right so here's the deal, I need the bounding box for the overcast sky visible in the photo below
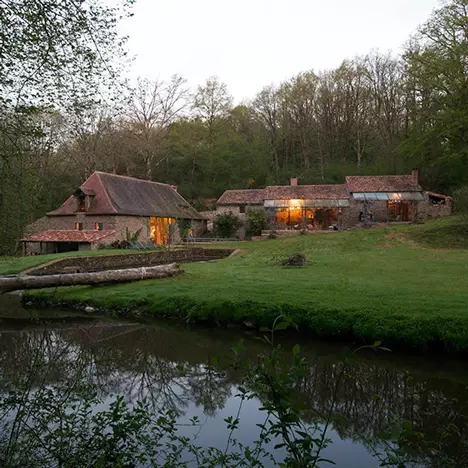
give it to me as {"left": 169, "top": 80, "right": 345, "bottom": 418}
{"left": 120, "top": 0, "right": 441, "bottom": 103}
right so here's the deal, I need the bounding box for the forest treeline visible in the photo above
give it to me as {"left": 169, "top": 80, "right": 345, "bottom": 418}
{"left": 1, "top": 0, "right": 468, "bottom": 253}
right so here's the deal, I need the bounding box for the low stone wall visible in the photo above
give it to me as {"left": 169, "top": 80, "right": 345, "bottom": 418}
{"left": 25, "top": 248, "right": 236, "bottom": 276}
{"left": 425, "top": 197, "right": 452, "bottom": 219}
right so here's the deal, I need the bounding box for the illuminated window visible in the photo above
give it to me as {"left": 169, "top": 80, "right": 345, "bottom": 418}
{"left": 150, "top": 217, "right": 175, "bottom": 245}
{"left": 95, "top": 222, "right": 103, "bottom": 230}
{"left": 75, "top": 222, "right": 83, "bottom": 231}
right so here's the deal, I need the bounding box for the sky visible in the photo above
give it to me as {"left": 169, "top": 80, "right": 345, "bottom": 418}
{"left": 120, "top": 0, "right": 441, "bottom": 103}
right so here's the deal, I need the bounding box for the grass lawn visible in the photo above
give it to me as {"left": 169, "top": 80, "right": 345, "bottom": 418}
{"left": 13, "top": 217, "right": 468, "bottom": 350}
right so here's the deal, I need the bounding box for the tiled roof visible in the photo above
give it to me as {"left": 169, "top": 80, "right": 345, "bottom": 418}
{"left": 21, "top": 230, "right": 116, "bottom": 243}
{"left": 217, "top": 189, "right": 265, "bottom": 204}
{"left": 48, "top": 172, "right": 205, "bottom": 220}
{"left": 264, "top": 184, "right": 348, "bottom": 200}
{"left": 346, "top": 175, "right": 422, "bottom": 192}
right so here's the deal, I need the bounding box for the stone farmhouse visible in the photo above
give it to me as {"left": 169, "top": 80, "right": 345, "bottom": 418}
{"left": 22, "top": 172, "right": 206, "bottom": 255}
{"left": 216, "top": 170, "right": 452, "bottom": 232}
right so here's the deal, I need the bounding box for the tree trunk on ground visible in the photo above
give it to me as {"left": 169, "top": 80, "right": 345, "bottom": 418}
{"left": 0, "top": 263, "right": 182, "bottom": 295}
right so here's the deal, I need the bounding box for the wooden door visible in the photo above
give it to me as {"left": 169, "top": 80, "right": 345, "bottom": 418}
{"left": 401, "top": 203, "right": 409, "bottom": 222}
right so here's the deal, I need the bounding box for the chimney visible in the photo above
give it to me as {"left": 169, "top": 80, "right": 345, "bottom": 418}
{"left": 412, "top": 168, "right": 419, "bottom": 185}
{"left": 171, "top": 185, "right": 178, "bottom": 192}
{"left": 290, "top": 177, "right": 298, "bottom": 187}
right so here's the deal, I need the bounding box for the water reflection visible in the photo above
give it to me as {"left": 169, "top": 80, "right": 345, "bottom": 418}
{"left": 0, "top": 319, "right": 467, "bottom": 466}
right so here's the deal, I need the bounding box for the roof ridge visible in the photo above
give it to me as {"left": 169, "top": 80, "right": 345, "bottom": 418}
{"left": 266, "top": 184, "right": 345, "bottom": 187}
{"left": 225, "top": 188, "right": 264, "bottom": 191}
{"left": 94, "top": 171, "right": 175, "bottom": 188}
{"left": 346, "top": 175, "right": 414, "bottom": 178}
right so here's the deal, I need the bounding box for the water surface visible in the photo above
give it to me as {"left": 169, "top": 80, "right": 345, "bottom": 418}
{"left": 0, "top": 296, "right": 467, "bottom": 467}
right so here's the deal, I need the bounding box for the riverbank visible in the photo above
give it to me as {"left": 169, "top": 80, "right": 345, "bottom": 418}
{"left": 11, "top": 217, "right": 468, "bottom": 352}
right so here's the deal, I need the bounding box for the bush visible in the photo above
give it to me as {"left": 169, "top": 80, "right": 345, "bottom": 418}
{"left": 454, "top": 185, "right": 468, "bottom": 223}
{"left": 215, "top": 212, "right": 242, "bottom": 238}
{"left": 246, "top": 208, "right": 269, "bottom": 236}
{"left": 177, "top": 218, "right": 192, "bottom": 238}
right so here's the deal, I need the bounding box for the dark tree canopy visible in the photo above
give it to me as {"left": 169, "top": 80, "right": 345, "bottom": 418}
{"left": 1, "top": 0, "right": 468, "bottom": 254}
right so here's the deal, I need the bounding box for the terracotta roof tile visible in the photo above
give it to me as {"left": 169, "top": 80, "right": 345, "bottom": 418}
{"left": 346, "top": 175, "right": 422, "bottom": 192}
{"left": 264, "top": 184, "right": 348, "bottom": 200}
{"left": 217, "top": 189, "right": 265, "bottom": 204}
{"left": 21, "top": 230, "right": 116, "bottom": 243}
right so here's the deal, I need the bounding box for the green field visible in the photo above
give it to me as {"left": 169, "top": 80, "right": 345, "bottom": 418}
{"left": 9, "top": 217, "right": 468, "bottom": 351}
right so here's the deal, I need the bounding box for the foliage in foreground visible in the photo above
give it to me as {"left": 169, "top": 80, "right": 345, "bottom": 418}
{"left": 0, "top": 319, "right": 463, "bottom": 467}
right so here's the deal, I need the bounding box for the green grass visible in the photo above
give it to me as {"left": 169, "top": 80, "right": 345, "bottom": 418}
{"left": 14, "top": 217, "right": 468, "bottom": 351}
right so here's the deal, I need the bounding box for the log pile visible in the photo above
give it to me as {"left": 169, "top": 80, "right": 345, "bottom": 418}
{"left": 0, "top": 263, "right": 182, "bottom": 295}
{"left": 279, "top": 253, "right": 308, "bottom": 267}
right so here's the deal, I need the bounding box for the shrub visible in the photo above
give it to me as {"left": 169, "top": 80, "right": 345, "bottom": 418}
{"left": 246, "top": 208, "right": 268, "bottom": 236}
{"left": 215, "top": 212, "right": 242, "bottom": 238}
{"left": 125, "top": 227, "right": 142, "bottom": 243}
{"left": 454, "top": 185, "right": 468, "bottom": 223}
{"left": 177, "top": 218, "right": 192, "bottom": 238}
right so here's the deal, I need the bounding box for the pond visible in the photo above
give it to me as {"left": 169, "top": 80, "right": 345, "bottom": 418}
{"left": 0, "top": 295, "right": 467, "bottom": 467}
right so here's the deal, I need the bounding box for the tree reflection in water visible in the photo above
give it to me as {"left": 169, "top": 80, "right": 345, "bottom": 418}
{"left": 0, "top": 321, "right": 467, "bottom": 466}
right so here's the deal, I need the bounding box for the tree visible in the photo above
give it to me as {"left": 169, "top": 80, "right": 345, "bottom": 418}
{"left": 0, "top": 0, "right": 132, "bottom": 107}
{"left": 128, "top": 76, "right": 189, "bottom": 179}
{"left": 215, "top": 212, "right": 242, "bottom": 238}
{"left": 252, "top": 85, "right": 281, "bottom": 178}
{"left": 0, "top": 0, "right": 133, "bottom": 253}
{"left": 246, "top": 208, "right": 269, "bottom": 236}
{"left": 402, "top": 0, "right": 468, "bottom": 190}
{"left": 193, "top": 77, "right": 233, "bottom": 149}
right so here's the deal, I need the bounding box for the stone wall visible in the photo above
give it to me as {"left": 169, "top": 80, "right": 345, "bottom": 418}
{"left": 413, "top": 200, "right": 426, "bottom": 224}
{"left": 425, "top": 195, "right": 452, "bottom": 219}
{"left": 347, "top": 199, "right": 384, "bottom": 226}
{"left": 346, "top": 199, "right": 428, "bottom": 225}
{"left": 23, "top": 215, "right": 206, "bottom": 252}
{"left": 25, "top": 248, "right": 236, "bottom": 275}
{"left": 192, "top": 219, "right": 207, "bottom": 237}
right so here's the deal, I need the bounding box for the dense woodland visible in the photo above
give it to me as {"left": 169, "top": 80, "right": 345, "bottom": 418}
{"left": 1, "top": 0, "right": 468, "bottom": 253}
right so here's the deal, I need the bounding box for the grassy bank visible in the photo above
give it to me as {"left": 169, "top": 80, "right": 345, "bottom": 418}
{"left": 17, "top": 217, "right": 468, "bottom": 351}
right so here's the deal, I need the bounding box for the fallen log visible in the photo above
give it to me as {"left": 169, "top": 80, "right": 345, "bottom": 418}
{"left": 0, "top": 263, "right": 182, "bottom": 295}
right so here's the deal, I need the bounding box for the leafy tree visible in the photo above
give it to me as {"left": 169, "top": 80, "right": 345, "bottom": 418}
{"left": 215, "top": 212, "right": 242, "bottom": 238}
{"left": 246, "top": 208, "right": 269, "bottom": 236}
{"left": 0, "top": 0, "right": 132, "bottom": 107}
{"left": 401, "top": 0, "right": 468, "bottom": 191}
{"left": 0, "top": 0, "right": 133, "bottom": 253}
{"left": 454, "top": 186, "right": 468, "bottom": 223}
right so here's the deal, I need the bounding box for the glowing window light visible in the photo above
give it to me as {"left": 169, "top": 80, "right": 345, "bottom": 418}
{"left": 288, "top": 199, "right": 303, "bottom": 208}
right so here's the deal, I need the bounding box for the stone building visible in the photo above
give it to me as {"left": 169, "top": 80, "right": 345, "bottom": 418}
{"left": 424, "top": 192, "right": 453, "bottom": 219}
{"left": 22, "top": 172, "right": 206, "bottom": 255}
{"left": 215, "top": 170, "right": 452, "bottom": 232}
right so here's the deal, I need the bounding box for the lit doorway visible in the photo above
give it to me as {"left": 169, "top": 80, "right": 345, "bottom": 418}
{"left": 150, "top": 217, "right": 175, "bottom": 244}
